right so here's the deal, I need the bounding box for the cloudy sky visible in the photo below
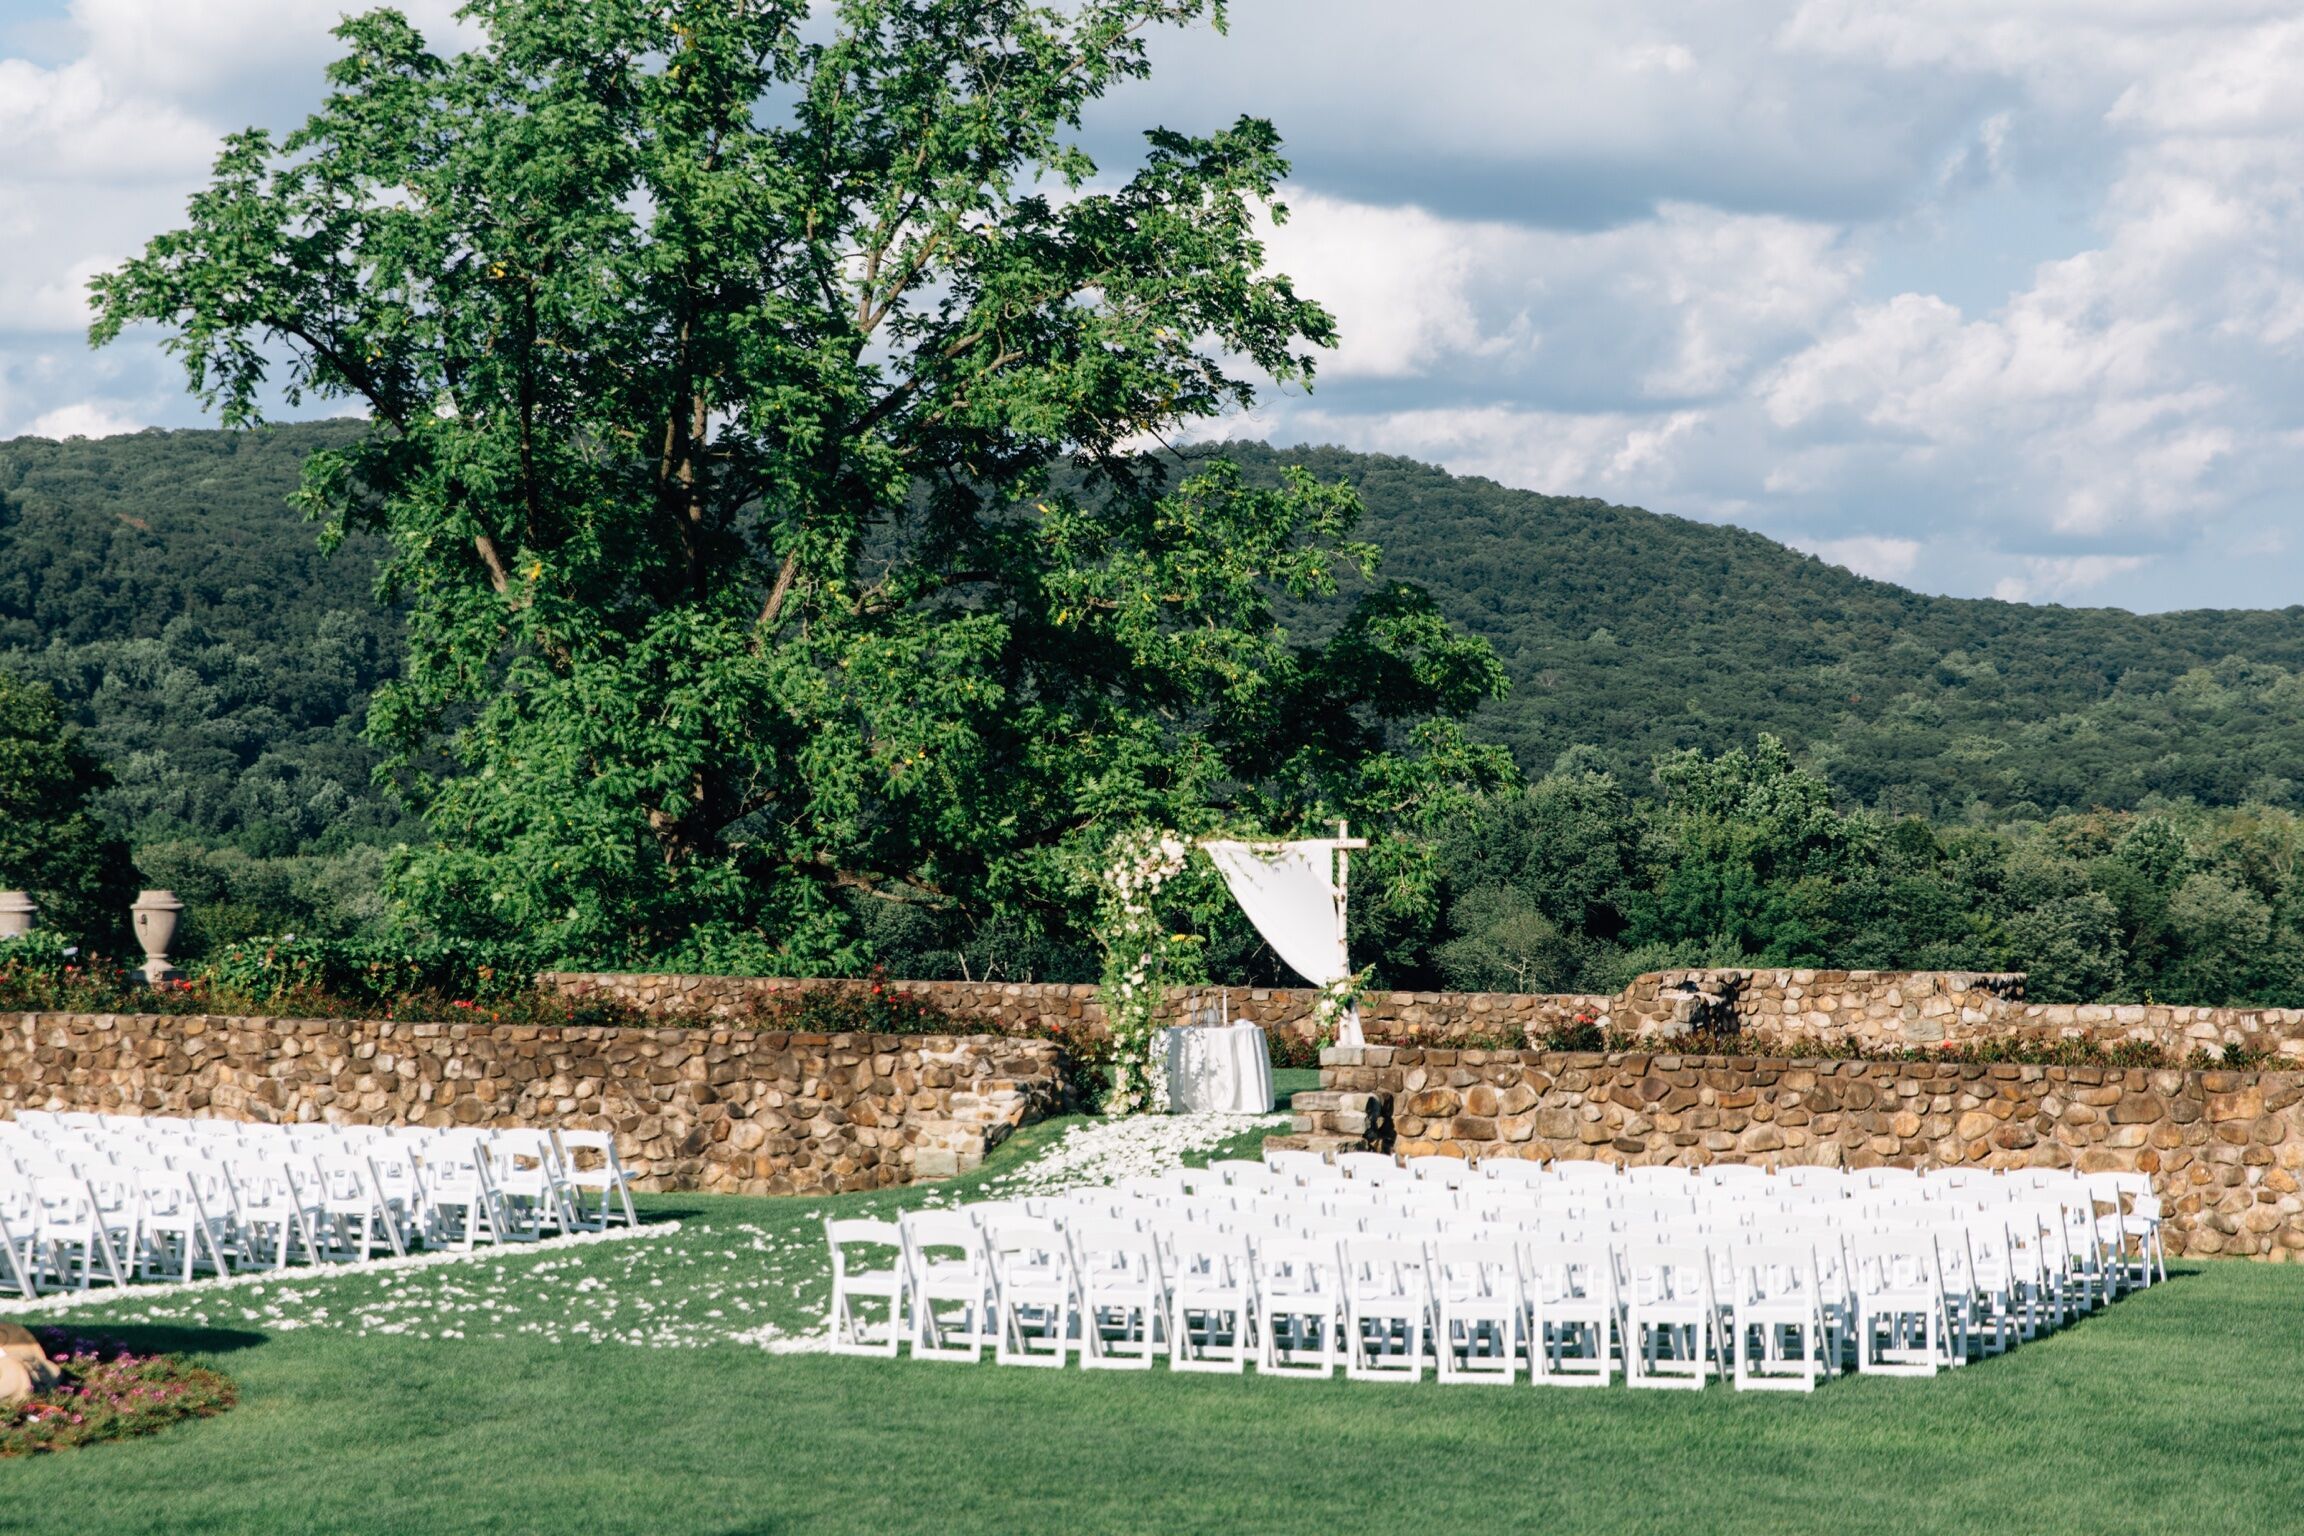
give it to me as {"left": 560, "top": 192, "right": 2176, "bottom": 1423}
{"left": 3, "top": 1, "right": 2302, "bottom": 611}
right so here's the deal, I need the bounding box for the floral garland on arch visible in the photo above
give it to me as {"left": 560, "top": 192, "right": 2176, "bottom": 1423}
{"left": 1310, "top": 965, "right": 1374, "bottom": 1048}
{"left": 1094, "top": 828, "right": 1195, "bottom": 1116}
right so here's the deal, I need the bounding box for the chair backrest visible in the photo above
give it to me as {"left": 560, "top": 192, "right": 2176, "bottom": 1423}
{"left": 1158, "top": 1223, "right": 1250, "bottom": 1286}
{"left": 1778, "top": 1164, "right": 1843, "bottom": 1188}
{"left": 1845, "top": 1228, "right": 1944, "bottom": 1290}
{"left": 1340, "top": 1236, "right": 1431, "bottom": 1300}
{"left": 1521, "top": 1237, "right": 1610, "bottom": 1298}
{"left": 1431, "top": 1238, "right": 1521, "bottom": 1299}
{"left": 1070, "top": 1221, "right": 1163, "bottom": 1284}
{"left": 1479, "top": 1158, "right": 1547, "bottom": 1186}
{"left": 1616, "top": 1240, "right": 1714, "bottom": 1304}
{"left": 901, "top": 1210, "right": 984, "bottom": 1272}
{"left": 1337, "top": 1152, "right": 1403, "bottom": 1183}
{"left": 1544, "top": 1160, "right": 1621, "bottom": 1183}
{"left": 1727, "top": 1239, "right": 1824, "bottom": 1305}
{"left": 825, "top": 1217, "right": 902, "bottom": 1274}
{"left": 1264, "top": 1150, "right": 1333, "bottom": 1184}
{"left": 982, "top": 1216, "right": 1072, "bottom": 1277}
{"left": 1207, "top": 1159, "right": 1278, "bottom": 1191}
{"left": 1405, "top": 1155, "right": 1470, "bottom": 1188}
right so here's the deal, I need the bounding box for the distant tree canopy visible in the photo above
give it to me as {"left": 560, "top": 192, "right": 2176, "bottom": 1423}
{"left": 1418, "top": 741, "right": 2304, "bottom": 1009}
{"left": 92, "top": 1, "right": 1510, "bottom": 970}
{"left": 0, "top": 670, "right": 134, "bottom": 944}
{"left": 0, "top": 424, "right": 406, "bottom": 858}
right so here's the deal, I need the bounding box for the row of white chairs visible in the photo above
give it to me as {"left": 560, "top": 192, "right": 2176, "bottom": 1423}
{"left": 0, "top": 1110, "right": 639, "bottom": 1298}
{"left": 824, "top": 1155, "right": 2161, "bottom": 1389}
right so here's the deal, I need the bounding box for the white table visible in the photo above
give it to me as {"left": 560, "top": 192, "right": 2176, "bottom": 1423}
{"left": 1160, "top": 1023, "right": 1275, "bottom": 1114}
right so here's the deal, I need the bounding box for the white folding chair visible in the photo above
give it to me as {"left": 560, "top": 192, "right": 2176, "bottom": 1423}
{"left": 984, "top": 1217, "right": 1078, "bottom": 1367}
{"left": 1847, "top": 1230, "right": 1955, "bottom": 1375}
{"left": 551, "top": 1129, "right": 639, "bottom": 1230}
{"left": 1432, "top": 1238, "right": 1523, "bottom": 1383}
{"left": 1619, "top": 1240, "right": 1722, "bottom": 1390}
{"left": 1252, "top": 1234, "right": 1343, "bottom": 1378}
{"left": 1726, "top": 1240, "right": 1839, "bottom": 1392}
{"left": 825, "top": 1217, "right": 906, "bottom": 1357}
{"left": 903, "top": 1211, "right": 990, "bottom": 1361}
{"left": 1523, "top": 1239, "right": 1616, "bottom": 1386}
{"left": 1164, "top": 1226, "right": 1256, "bottom": 1374}
{"left": 1071, "top": 1222, "right": 1167, "bottom": 1370}
{"left": 1263, "top": 1150, "right": 1334, "bottom": 1186}
{"left": 1337, "top": 1152, "right": 1407, "bottom": 1186}
{"left": 1341, "top": 1237, "right": 1434, "bottom": 1382}
{"left": 1406, "top": 1156, "right": 1471, "bottom": 1190}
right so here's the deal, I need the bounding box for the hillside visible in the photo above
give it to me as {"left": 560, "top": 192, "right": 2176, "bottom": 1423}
{"left": 0, "top": 421, "right": 405, "bottom": 853}
{"left": 1211, "top": 442, "right": 2304, "bottom": 818}
{"left": 6, "top": 425, "right": 2304, "bottom": 859}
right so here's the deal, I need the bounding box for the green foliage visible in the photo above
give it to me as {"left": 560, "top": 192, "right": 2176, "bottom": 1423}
{"left": 193, "top": 935, "right": 541, "bottom": 1006}
{"left": 1418, "top": 742, "right": 2304, "bottom": 1008}
{"left": 131, "top": 841, "right": 393, "bottom": 957}
{"left": 1206, "top": 442, "right": 2304, "bottom": 815}
{"left": 0, "top": 424, "right": 407, "bottom": 858}
{"left": 0, "top": 670, "right": 135, "bottom": 944}
{"left": 94, "top": 0, "right": 1507, "bottom": 974}
{"left": 2, "top": 1334, "right": 235, "bottom": 1458}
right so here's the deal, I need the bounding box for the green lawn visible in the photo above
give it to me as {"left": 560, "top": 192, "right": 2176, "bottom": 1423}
{"left": 4, "top": 1109, "right": 2300, "bottom": 1535}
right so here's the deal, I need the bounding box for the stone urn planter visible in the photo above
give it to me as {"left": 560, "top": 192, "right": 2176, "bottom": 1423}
{"left": 0, "top": 891, "right": 33, "bottom": 939}
{"left": 131, "top": 889, "right": 185, "bottom": 985}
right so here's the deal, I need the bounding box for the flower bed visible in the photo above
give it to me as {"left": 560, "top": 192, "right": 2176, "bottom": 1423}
{"left": 1, "top": 1330, "right": 236, "bottom": 1456}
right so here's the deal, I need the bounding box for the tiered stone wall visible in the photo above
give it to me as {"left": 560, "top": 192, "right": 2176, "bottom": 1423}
{"left": 539, "top": 972, "right": 1614, "bottom": 1050}
{"left": 1282, "top": 1045, "right": 2304, "bottom": 1260}
{"left": 1626, "top": 969, "right": 2027, "bottom": 1045}
{"left": 0, "top": 1012, "right": 1063, "bottom": 1196}
{"left": 1648, "top": 967, "right": 2304, "bottom": 1062}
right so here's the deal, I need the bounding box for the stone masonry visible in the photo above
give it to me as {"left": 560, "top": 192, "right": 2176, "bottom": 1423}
{"left": 1277, "top": 1045, "right": 2304, "bottom": 1260}
{"left": 540, "top": 971, "right": 1612, "bottom": 1050}
{"left": 0, "top": 1012, "right": 1063, "bottom": 1196}
{"left": 545, "top": 965, "right": 2304, "bottom": 1064}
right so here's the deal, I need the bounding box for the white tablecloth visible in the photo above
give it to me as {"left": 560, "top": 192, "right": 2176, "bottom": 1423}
{"left": 1160, "top": 1023, "right": 1275, "bottom": 1115}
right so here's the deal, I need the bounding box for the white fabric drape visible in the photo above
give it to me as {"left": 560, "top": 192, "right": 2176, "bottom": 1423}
{"left": 1200, "top": 838, "right": 1359, "bottom": 1046}
{"left": 1200, "top": 841, "right": 1347, "bottom": 986}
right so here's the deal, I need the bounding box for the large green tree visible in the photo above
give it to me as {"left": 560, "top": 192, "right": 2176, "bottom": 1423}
{"left": 94, "top": 0, "right": 1508, "bottom": 968}
{"left": 0, "top": 670, "right": 135, "bottom": 944}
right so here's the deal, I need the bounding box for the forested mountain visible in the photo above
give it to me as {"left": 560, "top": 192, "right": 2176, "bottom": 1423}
{"left": 0, "top": 421, "right": 403, "bottom": 857}
{"left": 12, "top": 424, "right": 2304, "bottom": 998}
{"left": 8, "top": 424, "right": 2304, "bottom": 861}
{"left": 1208, "top": 442, "right": 2304, "bottom": 820}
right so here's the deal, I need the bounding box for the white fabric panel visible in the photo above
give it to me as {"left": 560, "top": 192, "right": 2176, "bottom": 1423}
{"left": 1161, "top": 1024, "right": 1275, "bottom": 1114}
{"left": 1199, "top": 840, "right": 1347, "bottom": 986}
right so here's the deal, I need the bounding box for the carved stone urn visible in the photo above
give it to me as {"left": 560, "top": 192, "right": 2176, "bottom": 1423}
{"left": 131, "top": 889, "right": 185, "bottom": 985}
{"left": 0, "top": 891, "right": 33, "bottom": 940}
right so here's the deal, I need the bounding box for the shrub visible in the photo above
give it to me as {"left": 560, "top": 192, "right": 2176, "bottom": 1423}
{"left": 1, "top": 1331, "right": 236, "bottom": 1456}
{"left": 0, "top": 934, "right": 638, "bottom": 1029}
{"left": 735, "top": 972, "right": 953, "bottom": 1035}
{"left": 196, "top": 935, "right": 544, "bottom": 1005}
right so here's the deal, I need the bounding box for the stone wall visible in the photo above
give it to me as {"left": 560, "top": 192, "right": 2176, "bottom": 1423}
{"left": 1643, "top": 967, "right": 2304, "bottom": 1063}
{"left": 1285, "top": 1045, "right": 2304, "bottom": 1260}
{"left": 0, "top": 1012, "right": 1063, "bottom": 1196}
{"left": 539, "top": 968, "right": 2304, "bottom": 1065}
{"left": 539, "top": 972, "right": 1613, "bottom": 1051}
{"left": 1617, "top": 968, "right": 2028, "bottom": 1043}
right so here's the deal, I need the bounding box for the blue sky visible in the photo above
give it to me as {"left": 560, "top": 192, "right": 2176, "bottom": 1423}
{"left": 2, "top": 0, "right": 2302, "bottom": 612}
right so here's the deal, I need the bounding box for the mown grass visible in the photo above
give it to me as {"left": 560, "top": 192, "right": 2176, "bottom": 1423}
{"left": 2, "top": 1101, "right": 2298, "bottom": 1535}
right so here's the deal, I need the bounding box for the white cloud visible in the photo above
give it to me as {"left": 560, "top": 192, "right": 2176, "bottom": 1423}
{"left": 1991, "top": 554, "right": 2153, "bottom": 603}
{"left": 26, "top": 399, "right": 144, "bottom": 439}
{"left": 5, "top": 0, "right": 2304, "bottom": 608}
{"left": 1804, "top": 535, "right": 1925, "bottom": 581}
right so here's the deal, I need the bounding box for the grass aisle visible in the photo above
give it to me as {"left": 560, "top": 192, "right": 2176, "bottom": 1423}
{"left": 2, "top": 1100, "right": 2298, "bottom": 1535}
